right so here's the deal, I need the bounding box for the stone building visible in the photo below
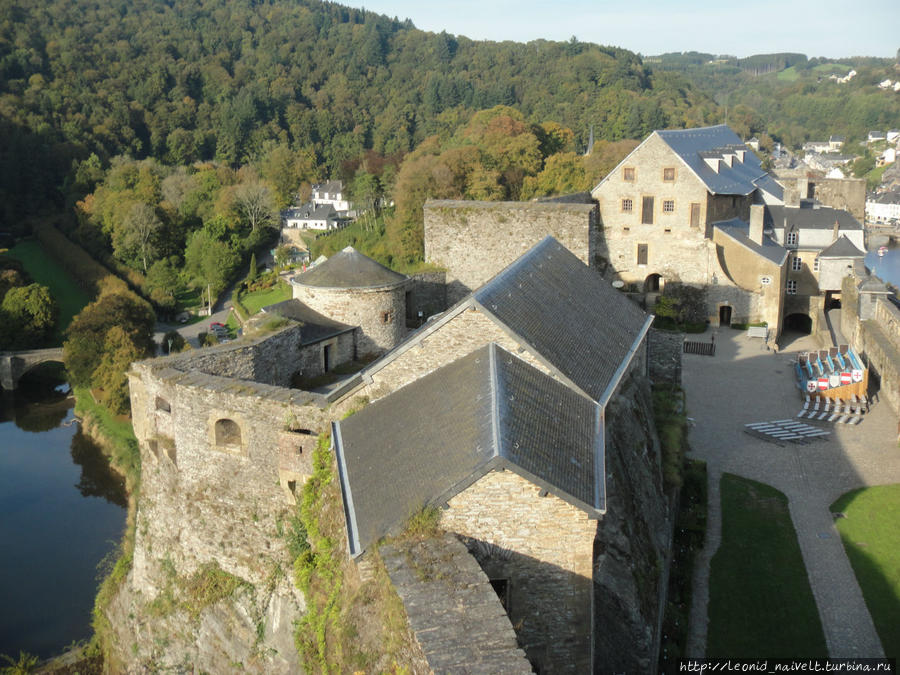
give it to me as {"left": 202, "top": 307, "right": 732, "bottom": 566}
{"left": 290, "top": 246, "right": 410, "bottom": 356}
{"left": 424, "top": 198, "right": 599, "bottom": 305}
{"left": 334, "top": 237, "right": 670, "bottom": 673}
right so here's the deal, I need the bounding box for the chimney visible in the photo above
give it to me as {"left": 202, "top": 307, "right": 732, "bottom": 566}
{"left": 784, "top": 184, "right": 801, "bottom": 207}
{"left": 749, "top": 204, "right": 765, "bottom": 245}
{"left": 832, "top": 219, "right": 840, "bottom": 242}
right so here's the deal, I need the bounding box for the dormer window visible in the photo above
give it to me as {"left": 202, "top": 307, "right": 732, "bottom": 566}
{"left": 787, "top": 231, "right": 798, "bottom": 246}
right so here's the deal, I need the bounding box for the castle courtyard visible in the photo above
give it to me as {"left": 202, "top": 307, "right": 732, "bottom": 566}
{"left": 682, "top": 326, "right": 900, "bottom": 658}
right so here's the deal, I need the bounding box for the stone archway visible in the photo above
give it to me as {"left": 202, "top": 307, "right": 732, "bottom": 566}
{"left": 783, "top": 312, "right": 813, "bottom": 334}
{"left": 644, "top": 273, "right": 662, "bottom": 293}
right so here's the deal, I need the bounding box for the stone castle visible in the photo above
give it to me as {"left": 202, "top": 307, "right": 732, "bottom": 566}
{"left": 114, "top": 123, "right": 899, "bottom": 673}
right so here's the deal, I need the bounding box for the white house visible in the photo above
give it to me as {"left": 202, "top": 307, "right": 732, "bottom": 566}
{"left": 866, "top": 191, "right": 900, "bottom": 223}
{"left": 311, "top": 180, "right": 352, "bottom": 213}
{"left": 282, "top": 204, "right": 340, "bottom": 230}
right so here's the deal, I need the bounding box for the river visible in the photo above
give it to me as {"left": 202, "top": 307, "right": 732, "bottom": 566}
{"left": 865, "top": 238, "right": 900, "bottom": 289}
{"left": 0, "top": 373, "right": 126, "bottom": 661}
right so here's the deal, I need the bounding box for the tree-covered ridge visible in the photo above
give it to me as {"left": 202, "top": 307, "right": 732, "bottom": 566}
{"left": 0, "top": 0, "right": 717, "bottom": 224}
{"left": 646, "top": 52, "right": 900, "bottom": 147}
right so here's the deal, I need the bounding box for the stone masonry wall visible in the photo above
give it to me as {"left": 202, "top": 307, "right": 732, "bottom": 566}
{"left": 293, "top": 283, "right": 408, "bottom": 356}
{"left": 841, "top": 277, "right": 900, "bottom": 417}
{"left": 118, "top": 362, "right": 332, "bottom": 672}
{"left": 647, "top": 329, "right": 683, "bottom": 387}
{"left": 406, "top": 270, "right": 448, "bottom": 322}
{"left": 595, "top": 372, "right": 671, "bottom": 673}
{"left": 441, "top": 470, "right": 598, "bottom": 674}
{"left": 424, "top": 199, "right": 597, "bottom": 305}
{"left": 362, "top": 306, "right": 552, "bottom": 402}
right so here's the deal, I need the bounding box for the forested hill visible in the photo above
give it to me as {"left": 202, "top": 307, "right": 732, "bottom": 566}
{"left": 0, "top": 0, "right": 718, "bottom": 223}
{"left": 645, "top": 51, "right": 900, "bottom": 147}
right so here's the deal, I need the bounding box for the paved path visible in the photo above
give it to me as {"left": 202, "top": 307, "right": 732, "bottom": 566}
{"left": 683, "top": 328, "right": 900, "bottom": 658}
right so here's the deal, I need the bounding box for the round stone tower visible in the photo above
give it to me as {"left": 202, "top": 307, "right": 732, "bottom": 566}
{"left": 290, "top": 246, "right": 409, "bottom": 356}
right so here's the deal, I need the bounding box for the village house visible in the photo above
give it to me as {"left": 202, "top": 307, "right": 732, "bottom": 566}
{"left": 866, "top": 189, "right": 900, "bottom": 223}
{"left": 311, "top": 179, "right": 352, "bottom": 213}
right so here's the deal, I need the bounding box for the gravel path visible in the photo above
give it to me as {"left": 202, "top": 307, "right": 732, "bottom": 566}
{"left": 683, "top": 328, "right": 899, "bottom": 658}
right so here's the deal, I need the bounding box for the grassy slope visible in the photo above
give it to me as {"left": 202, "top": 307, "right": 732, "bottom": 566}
{"left": 830, "top": 485, "right": 900, "bottom": 657}
{"left": 707, "top": 473, "right": 827, "bottom": 657}
{"left": 240, "top": 282, "right": 292, "bottom": 315}
{"left": 8, "top": 239, "right": 92, "bottom": 339}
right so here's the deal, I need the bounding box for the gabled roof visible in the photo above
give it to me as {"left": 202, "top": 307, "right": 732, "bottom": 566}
{"left": 818, "top": 235, "right": 865, "bottom": 259}
{"left": 312, "top": 179, "right": 343, "bottom": 193}
{"left": 655, "top": 125, "right": 768, "bottom": 196}
{"left": 767, "top": 205, "right": 863, "bottom": 231}
{"left": 291, "top": 246, "right": 407, "bottom": 290}
{"left": 333, "top": 343, "right": 605, "bottom": 557}
{"left": 360, "top": 236, "right": 652, "bottom": 406}
{"left": 261, "top": 299, "right": 355, "bottom": 344}
{"left": 713, "top": 219, "right": 789, "bottom": 265}
{"left": 472, "top": 237, "right": 651, "bottom": 404}
{"left": 283, "top": 203, "right": 336, "bottom": 220}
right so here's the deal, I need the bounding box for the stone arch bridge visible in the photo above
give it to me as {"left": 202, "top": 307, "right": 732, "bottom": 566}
{"left": 0, "top": 348, "right": 65, "bottom": 390}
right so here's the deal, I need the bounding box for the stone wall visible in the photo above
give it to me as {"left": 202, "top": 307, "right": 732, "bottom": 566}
{"left": 293, "top": 282, "right": 408, "bottom": 356}
{"left": 595, "top": 372, "right": 671, "bottom": 673}
{"left": 380, "top": 534, "right": 532, "bottom": 674}
{"left": 111, "top": 358, "right": 336, "bottom": 673}
{"left": 424, "top": 199, "right": 598, "bottom": 305}
{"left": 406, "top": 269, "right": 447, "bottom": 322}
{"left": 841, "top": 277, "right": 900, "bottom": 417}
{"left": 441, "top": 470, "right": 597, "bottom": 674}
{"left": 362, "top": 307, "right": 552, "bottom": 402}
{"left": 647, "top": 329, "right": 683, "bottom": 387}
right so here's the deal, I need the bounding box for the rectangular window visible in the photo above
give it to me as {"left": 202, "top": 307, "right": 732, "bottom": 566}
{"left": 690, "top": 203, "right": 701, "bottom": 228}
{"left": 813, "top": 257, "right": 819, "bottom": 272}
{"left": 637, "top": 243, "right": 648, "bottom": 266}
{"left": 663, "top": 200, "right": 675, "bottom": 213}
{"left": 787, "top": 280, "right": 797, "bottom": 294}
{"left": 792, "top": 255, "right": 802, "bottom": 271}
{"left": 663, "top": 167, "right": 676, "bottom": 182}
{"left": 621, "top": 198, "right": 633, "bottom": 213}
{"left": 641, "top": 196, "right": 654, "bottom": 224}
{"left": 623, "top": 167, "right": 635, "bottom": 181}
{"left": 787, "top": 231, "right": 798, "bottom": 245}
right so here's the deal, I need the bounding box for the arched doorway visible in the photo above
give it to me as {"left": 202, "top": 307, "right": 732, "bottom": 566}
{"left": 718, "top": 305, "right": 732, "bottom": 327}
{"left": 644, "top": 274, "right": 662, "bottom": 293}
{"left": 783, "top": 313, "right": 812, "bottom": 334}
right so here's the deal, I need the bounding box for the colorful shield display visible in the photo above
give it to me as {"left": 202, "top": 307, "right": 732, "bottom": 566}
{"left": 818, "top": 378, "right": 829, "bottom": 391}
{"left": 841, "top": 372, "right": 852, "bottom": 385}
{"left": 806, "top": 380, "right": 817, "bottom": 393}
{"left": 851, "top": 369, "right": 863, "bottom": 383}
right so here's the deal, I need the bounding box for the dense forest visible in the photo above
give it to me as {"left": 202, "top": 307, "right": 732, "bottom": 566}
{"left": 0, "top": 0, "right": 719, "bottom": 230}
{"left": 647, "top": 51, "right": 900, "bottom": 147}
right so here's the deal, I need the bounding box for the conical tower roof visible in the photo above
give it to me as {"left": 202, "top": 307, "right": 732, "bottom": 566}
{"left": 293, "top": 246, "right": 407, "bottom": 289}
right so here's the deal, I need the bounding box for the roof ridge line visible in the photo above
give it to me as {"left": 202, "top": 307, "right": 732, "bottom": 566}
{"left": 488, "top": 343, "right": 502, "bottom": 459}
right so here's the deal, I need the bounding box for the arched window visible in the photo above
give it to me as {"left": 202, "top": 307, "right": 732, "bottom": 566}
{"left": 214, "top": 419, "right": 242, "bottom": 448}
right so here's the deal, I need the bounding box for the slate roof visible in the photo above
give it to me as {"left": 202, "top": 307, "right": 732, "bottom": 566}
{"left": 261, "top": 299, "right": 355, "bottom": 344}
{"left": 282, "top": 203, "right": 336, "bottom": 221}
{"left": 858, "top": 276, "right": 890, "bottom": 293}
{"left": 292, "top": 246, "right": 407, "bottom": 289}
{"left": 333, "top": 344, "right": 605, "bottom": 558}
{"left": 312, "top": 179, "right": 343, "bottom": 194}
{"left": 472, "top": 236, "right": 652, "bottom": 404}
{"left": 767, "top": 205, "right": 863, "bottom": 232}
{"left": 818, "top": 236, "right": 865, "bottom": 259}
{"left": 713, "top": 219, "right": 789, "bottom": 265}
{"left": 656, "top": 125, "right": 767, "bottom": 196}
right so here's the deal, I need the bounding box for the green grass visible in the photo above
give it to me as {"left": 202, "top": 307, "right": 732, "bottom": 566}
{"left": 240, "top": 281, "right": 292, "bottom": 316}
{"left": 7, "top": 239, "right": 92, "bottom": 339}
{"left": 707, "top": 474, "right": 826, "bottom": 657}
{"left": 813, "top": 62, "right": 851, "bottom": 74}
{"left": 830, "top": 485, "right": 900, "bottom": 657}
{"left": 777, "top": 66, "right": 799, "bottom": 81}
